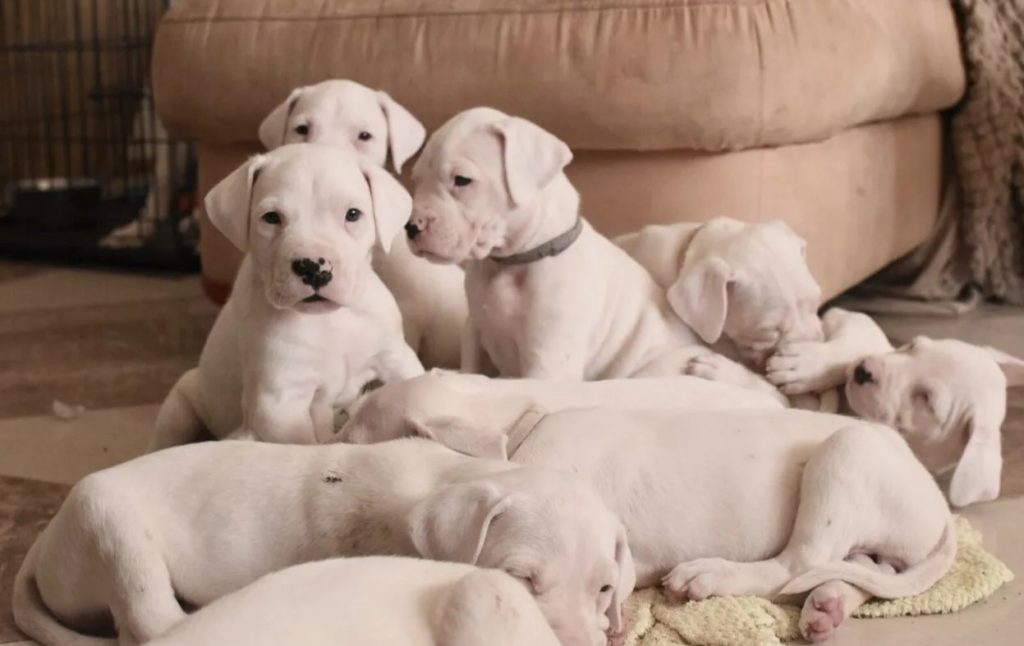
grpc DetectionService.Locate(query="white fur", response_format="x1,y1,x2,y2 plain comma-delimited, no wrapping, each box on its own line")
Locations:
767,307,1024,507
341,395,956,642
407,108,781,396
13,439,632,646
260,79,467,368
150,144,424,448
146,557,561,646
339,371,784,458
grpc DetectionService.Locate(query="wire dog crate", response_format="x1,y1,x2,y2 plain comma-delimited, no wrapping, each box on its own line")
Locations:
0,0,198,270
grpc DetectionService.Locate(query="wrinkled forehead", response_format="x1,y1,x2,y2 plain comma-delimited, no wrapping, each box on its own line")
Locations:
296,81,381,117
252,150,369,209
415,110,504,176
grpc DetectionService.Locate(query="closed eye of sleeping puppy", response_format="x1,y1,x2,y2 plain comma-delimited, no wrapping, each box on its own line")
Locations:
404,107,780,398
149,144,425,449
145,557,562,646
14,439,633,646
767,307,1024,507
259,79,468,369
341,400,957,643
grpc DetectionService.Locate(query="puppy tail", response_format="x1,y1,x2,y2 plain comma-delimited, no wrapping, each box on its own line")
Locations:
149,369,205,452
778,517,958,599
13,539,116,646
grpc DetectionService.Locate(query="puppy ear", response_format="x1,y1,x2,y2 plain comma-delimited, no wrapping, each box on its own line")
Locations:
204,154,267,252
984,346,1024,387
258,87,304,150
607,523,637,635
439,570,560,646
949,415,1002,507
408,481,513,564
667,256,733,344
377,91,426,174
361,162,413,253
409,417,509,460
492,117,572,207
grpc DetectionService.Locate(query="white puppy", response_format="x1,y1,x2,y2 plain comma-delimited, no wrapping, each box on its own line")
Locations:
14,439,633,646
616,217,824,370
260,79,467,368
146,557,561,646
767,308,1024,507
339,370,783,457
406,107,778,394
150,144,424,448
343,400,956,643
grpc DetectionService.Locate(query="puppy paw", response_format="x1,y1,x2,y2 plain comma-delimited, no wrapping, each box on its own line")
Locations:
766,342,832,394
684,354,751,387
799,584,847,643
661,558,738,601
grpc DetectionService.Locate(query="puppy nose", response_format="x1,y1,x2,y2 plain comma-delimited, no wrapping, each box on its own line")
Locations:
404,221,421,240
853,363,874,386
291,257,333,289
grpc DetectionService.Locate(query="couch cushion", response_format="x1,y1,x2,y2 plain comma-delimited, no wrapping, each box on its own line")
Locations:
153,0,964,152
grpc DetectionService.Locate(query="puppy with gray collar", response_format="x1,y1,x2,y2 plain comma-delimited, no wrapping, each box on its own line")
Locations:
14,439,633,646
146,557,562,646
767,307,1024,507
259,80,468,368
405,107,779,397
150,144,424,449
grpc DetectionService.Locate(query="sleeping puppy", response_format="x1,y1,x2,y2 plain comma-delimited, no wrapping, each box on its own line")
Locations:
340,400,956,643
766,307,1024,507
405,107,779,398
259,80,467,368
616,218,825,404
14,439,633,646
147,557,561,646
150,144,424,449
338,370,783,456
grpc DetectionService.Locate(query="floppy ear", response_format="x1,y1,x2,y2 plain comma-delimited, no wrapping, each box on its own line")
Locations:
409,417,508,460
667,256,733,344
361,161,413,253
492,116,572,207
408,481,513,564
258,87,304,150
607,523,636,635
203,154,267,252
949,415,1002,507
377,91,426,174
984,346,1024,386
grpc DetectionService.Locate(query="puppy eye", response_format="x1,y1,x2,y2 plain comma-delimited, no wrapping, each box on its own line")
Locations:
453,175,473,188
600,584,613,594
294,124,309,136
261,211,282,225
358,131,373,141
509,572,538,594
345,208,362,222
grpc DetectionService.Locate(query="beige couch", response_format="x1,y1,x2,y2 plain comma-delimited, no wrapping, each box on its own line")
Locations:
152,0,965,302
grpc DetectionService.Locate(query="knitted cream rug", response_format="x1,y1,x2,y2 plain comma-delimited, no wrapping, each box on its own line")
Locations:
623,517,1013,646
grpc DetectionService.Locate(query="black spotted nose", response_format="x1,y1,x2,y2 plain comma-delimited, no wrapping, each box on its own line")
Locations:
853,363,874,386
404,222,421,240
291,257,333,289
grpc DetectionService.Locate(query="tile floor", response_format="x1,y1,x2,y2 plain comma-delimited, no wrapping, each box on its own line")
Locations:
0,260,1021,645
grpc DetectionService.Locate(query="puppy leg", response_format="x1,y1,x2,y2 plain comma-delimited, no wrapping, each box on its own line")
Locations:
247,390,317,444
149,369,206,452
799,555,890,642
375,341,426,382
767,308,892,395
678,351,789,406
106,535,187,642
664,427,899,601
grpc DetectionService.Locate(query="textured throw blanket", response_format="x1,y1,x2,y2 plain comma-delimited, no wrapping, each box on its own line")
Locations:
623,517,1013,646
951,0,1024,304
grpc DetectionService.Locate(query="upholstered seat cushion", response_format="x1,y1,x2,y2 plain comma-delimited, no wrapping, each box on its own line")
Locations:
153,0,964,152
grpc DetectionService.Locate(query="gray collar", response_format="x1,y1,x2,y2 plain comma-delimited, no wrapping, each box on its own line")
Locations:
505,407,547,458
490,216,583,265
